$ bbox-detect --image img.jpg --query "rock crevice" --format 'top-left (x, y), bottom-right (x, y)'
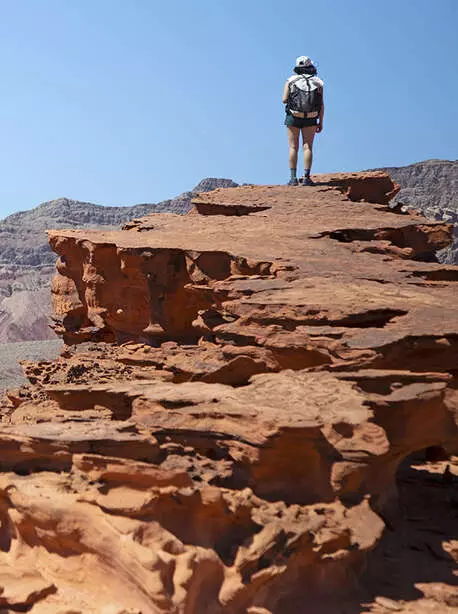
top-left (1, 172), bottom-right (458, 613)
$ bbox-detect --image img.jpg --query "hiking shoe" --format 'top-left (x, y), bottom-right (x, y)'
top-left (287, 178), bottom-right (299, 186)
top-left (301, 177), bottom-right (315, 186)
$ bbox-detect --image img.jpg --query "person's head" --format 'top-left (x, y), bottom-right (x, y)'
top-left (294, 56), bottom-right (317, 75)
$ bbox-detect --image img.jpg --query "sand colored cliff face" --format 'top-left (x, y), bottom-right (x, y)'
top-left (0, 172), bottom-right (458, 613)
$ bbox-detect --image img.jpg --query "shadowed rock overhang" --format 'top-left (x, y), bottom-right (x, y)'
top-left (0, 171), bottom-right (457, 613)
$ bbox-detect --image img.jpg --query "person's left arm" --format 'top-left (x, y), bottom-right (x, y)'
top-left (316, 88), bottom-right (324, 133)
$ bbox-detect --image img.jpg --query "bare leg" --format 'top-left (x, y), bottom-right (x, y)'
top-left (287, 126), bottom-right (300, 170)
top-left (301, 125), bottom-right (317, 171)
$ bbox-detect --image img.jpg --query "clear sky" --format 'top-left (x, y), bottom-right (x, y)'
top-left (0, 0), bottom-right (456, 216)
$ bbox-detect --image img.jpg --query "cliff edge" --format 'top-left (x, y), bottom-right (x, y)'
top-left (0, 172), bottom-right (458, 613)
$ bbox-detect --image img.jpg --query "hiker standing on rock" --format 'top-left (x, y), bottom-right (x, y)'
top-left (283, 56), bottom-right (324, 186)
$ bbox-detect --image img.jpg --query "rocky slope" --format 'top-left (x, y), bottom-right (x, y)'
top-left (0, 177), bottom-right (239, 270)
top-left (0, 178), bottom-right (238, 343)
top-left (1, 160), bottom-right (457, 345)
top-left (0, 172), bottom-right (457, 613)
top-left (0, 339), bottom-right (61, 390)
top-left (375, 159), bottom-right (458, 263)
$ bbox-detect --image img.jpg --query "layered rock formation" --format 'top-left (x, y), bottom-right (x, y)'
top-left (380, 159), bottom-right (457, 217)
top-left (2, 159), bottom-right (456, 347)
top-left (1, 172), bottom-right (458, 613)
top-left (0, 179), bottom-right (238, 343)
top-left (375, 159), bottom-right (458, 264)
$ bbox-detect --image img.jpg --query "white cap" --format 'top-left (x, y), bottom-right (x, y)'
top-left (295, 56), bottom-right (314, 68)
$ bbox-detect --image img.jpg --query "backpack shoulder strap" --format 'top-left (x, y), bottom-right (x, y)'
top-left (290, 74), bottom-right (313, 86)
top-left (288, 75), bottom-right (302, 88)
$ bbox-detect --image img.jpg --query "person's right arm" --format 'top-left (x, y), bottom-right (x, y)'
top-left (282, 80), bottom-right (290, 104)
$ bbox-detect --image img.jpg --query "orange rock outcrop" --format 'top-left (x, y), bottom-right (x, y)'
top-left (1, 172), bottom-right (458, 613)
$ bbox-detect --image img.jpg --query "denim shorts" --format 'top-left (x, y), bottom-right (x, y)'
top-left (284, 113), bottom-right (318, 128)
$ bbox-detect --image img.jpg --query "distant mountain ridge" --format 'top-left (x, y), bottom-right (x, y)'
top-left (0, 177), bottom-right (238, 343)
top-left (0, 178), bottom-right (239, 269)
top-left (0, 161), bottom-right (457, 345)
top-left (372, 159), bottom-right (458, 264)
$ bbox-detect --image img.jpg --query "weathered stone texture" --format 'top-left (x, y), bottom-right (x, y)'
top-left (0, 171), bottom-right (457, 613)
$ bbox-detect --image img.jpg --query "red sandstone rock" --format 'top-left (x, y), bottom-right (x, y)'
top-left (0, 172), bottom-right (457, 612)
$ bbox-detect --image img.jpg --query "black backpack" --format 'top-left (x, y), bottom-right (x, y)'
top-left (287, 75), bottom-right (323, 115)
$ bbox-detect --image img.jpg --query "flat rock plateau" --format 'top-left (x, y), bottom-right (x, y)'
top-left (1, 171), bottom-right (458, 613)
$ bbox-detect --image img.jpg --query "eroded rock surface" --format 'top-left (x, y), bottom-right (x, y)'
top-left (0, 178), bottom-right (238, 345)
top-left (1, 171), bottom-right (458, 613)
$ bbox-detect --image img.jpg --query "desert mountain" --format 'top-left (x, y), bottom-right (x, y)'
top-left (374, 159), bottom-right (458, 263)
top-left (0, 177), bottom-right (238, 272)
top-left (0, 159), bottom-right (457, 345)
top-left (0, 178), bottom-right (238, 343)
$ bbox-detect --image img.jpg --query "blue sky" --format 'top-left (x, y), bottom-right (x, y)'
top-left (0, 0), bottom-right (456, 216)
